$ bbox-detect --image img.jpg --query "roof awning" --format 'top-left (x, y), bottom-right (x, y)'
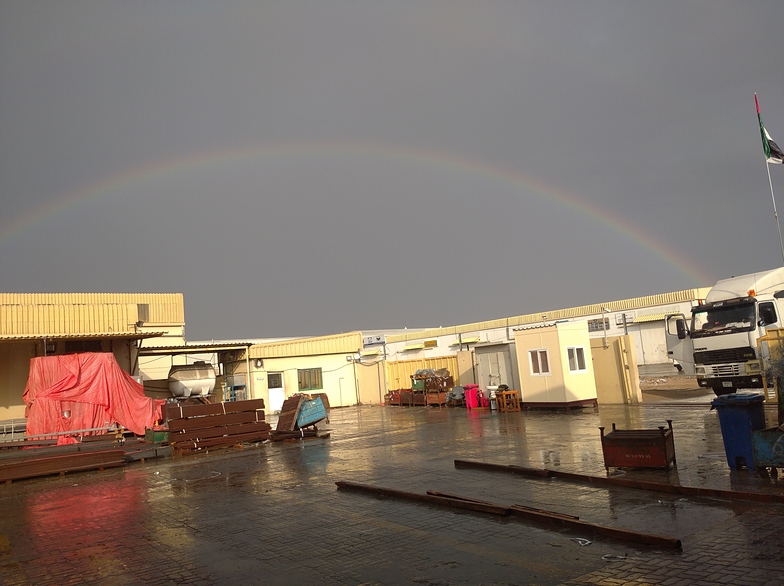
top-left (451, 336), bottom-right (480, 345)
top-left (360, 348), bottom-right (382, 357)
top-left (0, 332), bottom-right (164, 342)
top-left (634, 313), bottom-right (665, 323)
top-left (403, 343), bottom-right (425, 351)
top-left (139, 342), bottom-right (253, 356)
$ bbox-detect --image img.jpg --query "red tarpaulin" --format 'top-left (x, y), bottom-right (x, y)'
top-left (23, 353), bottom-right (165, 442)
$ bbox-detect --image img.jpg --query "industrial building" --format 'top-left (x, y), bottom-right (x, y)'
top-left (0, 287), bottom-right (709, 424)
top-left (0, 293), bottom-right (185, 421)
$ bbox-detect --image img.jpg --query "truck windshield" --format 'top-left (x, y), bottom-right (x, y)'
top-left (692, 302), bottom-right (756, 337)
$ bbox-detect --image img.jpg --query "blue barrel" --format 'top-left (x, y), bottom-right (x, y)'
top-left (711, 393), bottom-right (766, 470)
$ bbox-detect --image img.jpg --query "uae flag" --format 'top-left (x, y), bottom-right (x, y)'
top-left (756, 94), bottom-right (784, 164)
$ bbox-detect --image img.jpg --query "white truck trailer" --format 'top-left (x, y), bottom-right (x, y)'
top-left (665, 267), bottom-right (784, 396)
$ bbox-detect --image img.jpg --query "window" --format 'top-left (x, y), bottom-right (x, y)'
top-left (587, 318), bottom-right (610, 333)
top-left (298, 368), bottom-right (323, 391)
top-left (268, 373), bottom-right (283, 388)
top-left (137, 304), bottom-right (150, 323)
top-left (759, 302), bottom-right (778, 326)
top-left (567, 347), bottom-right (587, 372)
top-left (529, 349), bottom-right (550, 375)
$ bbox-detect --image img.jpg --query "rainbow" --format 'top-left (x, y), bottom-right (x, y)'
top-left (1, 140), bottom-right (712, 285)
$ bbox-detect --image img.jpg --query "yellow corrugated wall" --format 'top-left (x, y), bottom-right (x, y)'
top-left (387, 356), bottom-right (460, 390)
top-left (250, 331), bottom-right (362, 359)
top-left (0, 293), bottom-right (184, 336)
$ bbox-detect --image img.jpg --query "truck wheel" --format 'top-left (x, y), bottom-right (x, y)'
top-left (711, 383), bottom-right (732, 397)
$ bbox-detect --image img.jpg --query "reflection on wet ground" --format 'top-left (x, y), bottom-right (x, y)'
top-left (1, 402), bottom-right (783, 585)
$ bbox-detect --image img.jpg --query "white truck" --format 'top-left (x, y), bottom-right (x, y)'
top-left (665, 267), bottom-right (784, 396)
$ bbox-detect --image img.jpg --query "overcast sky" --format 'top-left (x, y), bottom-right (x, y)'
top-left (2, 2), bottom-right (784, 340)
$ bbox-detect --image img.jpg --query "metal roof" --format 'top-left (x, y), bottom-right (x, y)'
top-left (0, 331), bottom-right (163, 342)
top-left (249, 331), bottom-right (362, 359)
top-left (139, 342), bottom-right (253, 356)
top-left (386, 287), bottom-right (711, 343)
top-left (633, 313), bottom-right (666, 323)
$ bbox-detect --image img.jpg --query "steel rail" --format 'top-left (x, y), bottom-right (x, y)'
top-left (454, 459), bottom-right (784, 504)
top-left (336, 480), bottom-right (682, 549)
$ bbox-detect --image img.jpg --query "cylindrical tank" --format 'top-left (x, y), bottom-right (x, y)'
top-left (168, 362), bottom-right (216, 398)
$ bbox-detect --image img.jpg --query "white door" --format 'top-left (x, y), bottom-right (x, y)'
top-left (665, 314), bottom-right (695, 374)
top-left (268, 372), bottom-right (285, 412)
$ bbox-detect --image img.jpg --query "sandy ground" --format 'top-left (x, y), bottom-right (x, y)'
top-left (638, 374), bottom-right (716, 404)
top-left (639, 374), bottom-right (700, 392)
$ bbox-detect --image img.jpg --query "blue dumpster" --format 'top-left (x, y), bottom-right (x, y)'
top-left (711, 393), bottom-right (766, 470)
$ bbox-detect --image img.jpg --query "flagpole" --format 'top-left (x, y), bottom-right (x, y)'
top-left (765, 159), bottom-right (784, 265)
top-left (756, 93), bottom-right (784, 265)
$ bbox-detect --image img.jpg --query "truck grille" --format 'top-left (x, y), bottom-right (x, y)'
top-left (694, 347), bottom-right (756, 365)
top-left (705, 364), bottom-right (742, 377)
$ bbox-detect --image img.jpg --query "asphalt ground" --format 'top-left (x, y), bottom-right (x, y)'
top-left (1, 395), bottom-right (784, 586)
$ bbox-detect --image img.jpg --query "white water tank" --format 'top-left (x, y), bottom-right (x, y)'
top-left (168, 362), bottom-right (217, 398)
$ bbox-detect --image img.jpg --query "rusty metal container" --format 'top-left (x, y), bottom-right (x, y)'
top-left (599, 420), bottom-right (676, 471)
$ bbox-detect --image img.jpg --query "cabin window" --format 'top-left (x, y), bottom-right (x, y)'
top-left (529, 349), bottom-right (550, 376)
top-left (567, 347), bottom-right (587, 372)
top-left (759, 302), bottom-right (778, 326)
top-left (298, 368), bottom-right (323, 391)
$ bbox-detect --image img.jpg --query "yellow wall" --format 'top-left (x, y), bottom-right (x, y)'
top-left (515, 327), bottom-right (563, 402)
top-left (590, 335), bottom-right (642, 404)
top-left (0, 343), bottom-right (36, 419)
top-left (456, 351), bottom-right (475, 386)
top-left (0, 294), bottom-right (184, 338)
top-left (386, 356), bottom-right (459, 390)
top-left (356, 359), bottom-right (385, 405)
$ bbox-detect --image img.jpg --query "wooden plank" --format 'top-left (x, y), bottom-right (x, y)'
top-left (170, 421), bottom-right (272, 443)
top-left (164, 399), bottom-right (266, 421)
top-left (0, 450), bottom-right (126, 483)
top-left (123, 446), bottom-right (173, 462)
top-left (269, 429), bottom-right (321, 441)
top-left (167, 411), bottom-right (262, 432)
top-left (172, 428), bottom-right (272, 451)
top-left (276, 395), bottom-right (305, 432)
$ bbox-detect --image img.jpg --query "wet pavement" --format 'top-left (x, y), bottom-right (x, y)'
top-left (1, 396), bottom-right (784, 585)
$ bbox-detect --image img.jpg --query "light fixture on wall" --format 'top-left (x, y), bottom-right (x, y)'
top-left (254, 358), bottom-right (263, 368)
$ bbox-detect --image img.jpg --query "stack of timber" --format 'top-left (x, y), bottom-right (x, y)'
top-left (165, 398), bottom-right (271, 451)
top-left (270, 393), bottom-right (329, 441)
top-left (0, 429), bottom-right (172, 464)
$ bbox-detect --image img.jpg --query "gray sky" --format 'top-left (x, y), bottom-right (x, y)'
top-left (2, 1), bottom-right (784, 340)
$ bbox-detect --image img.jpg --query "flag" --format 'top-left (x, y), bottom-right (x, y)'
top-left (756, 93), bottom-right (784, 164)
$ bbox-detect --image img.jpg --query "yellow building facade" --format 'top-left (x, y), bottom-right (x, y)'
top-left (0, 293), bottom-right (185, 420)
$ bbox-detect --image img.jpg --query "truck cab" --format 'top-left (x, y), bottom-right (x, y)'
top-left (665, 268), bottom-right (784, 396)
